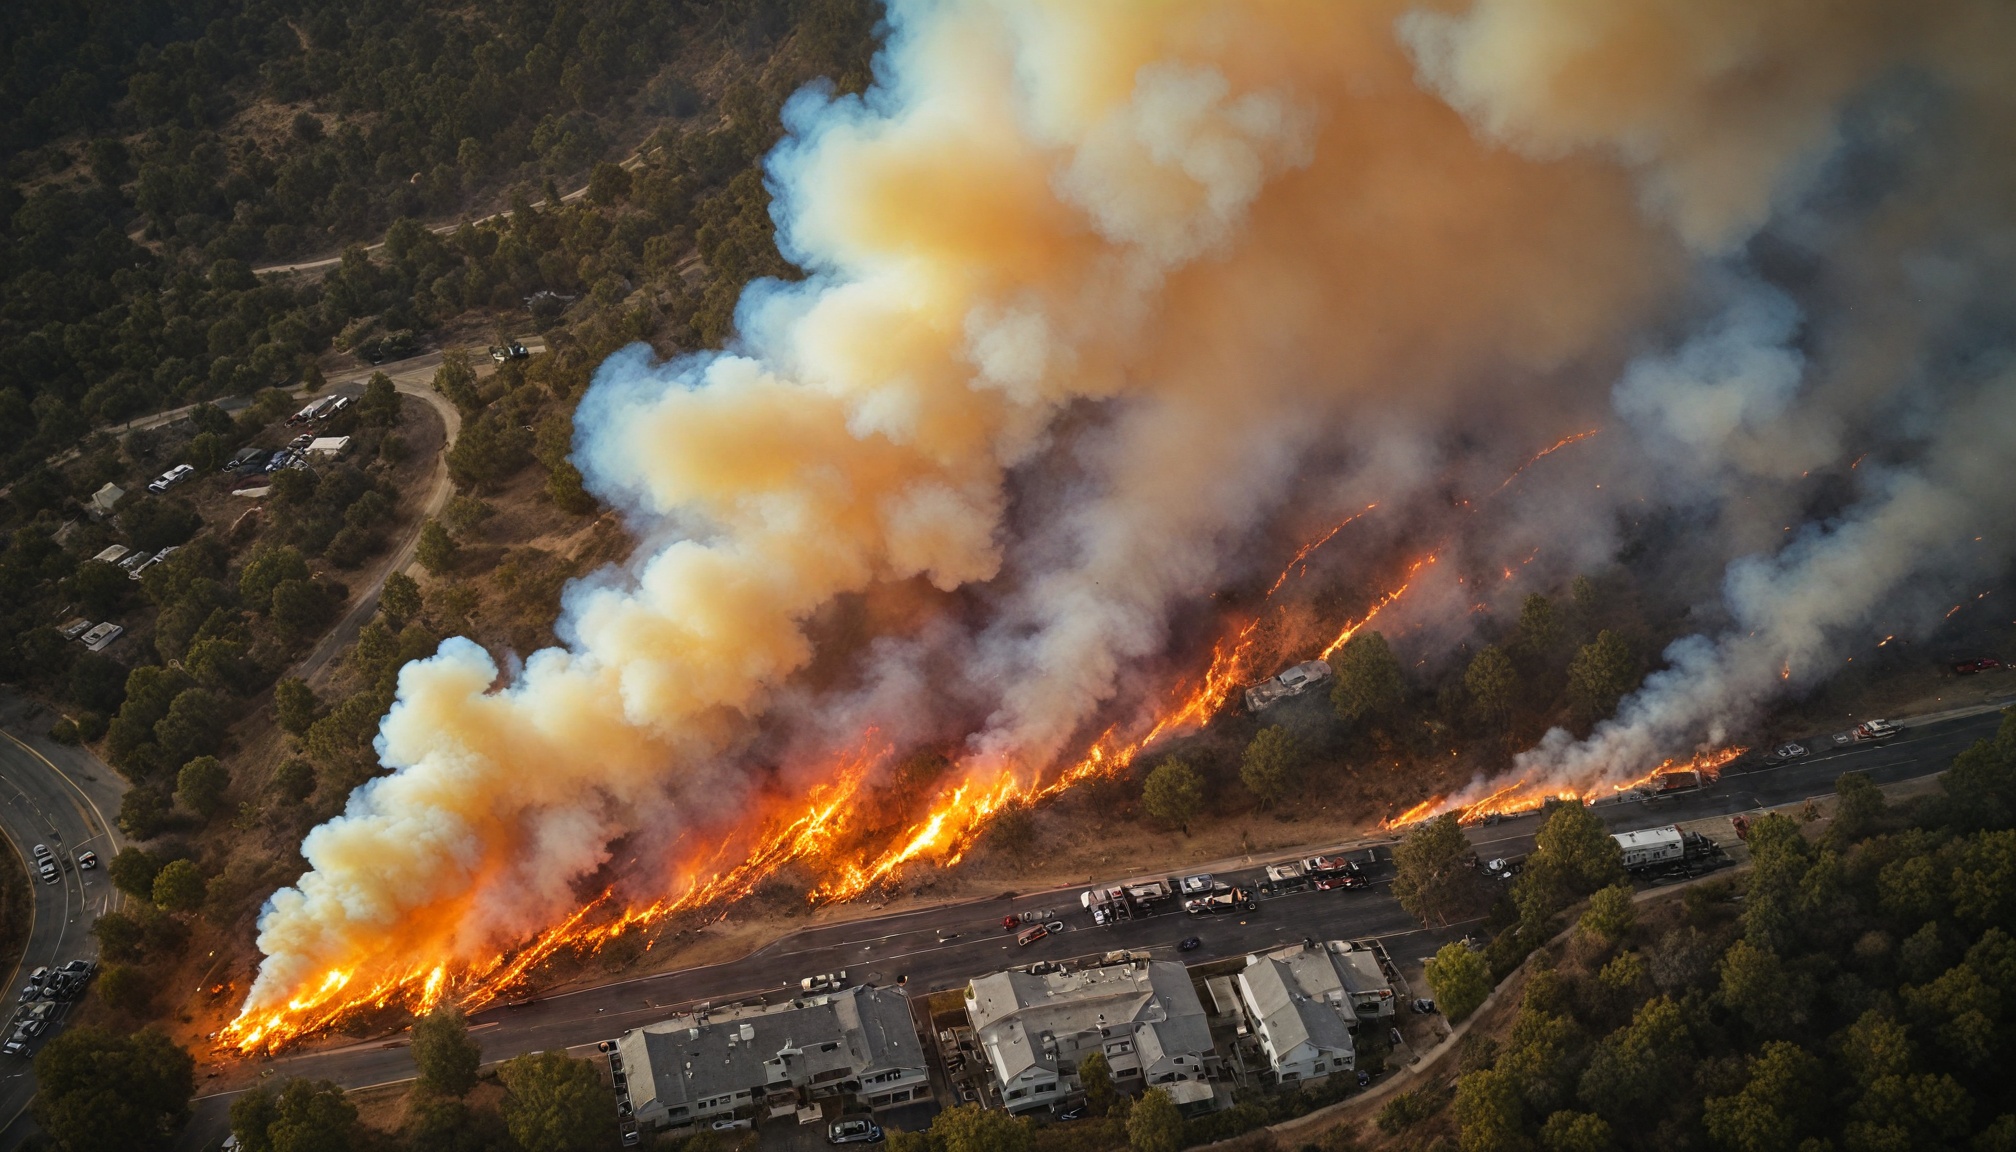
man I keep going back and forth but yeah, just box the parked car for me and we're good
[225,446,269,471]
[828,1118,884,1145]
[1184,888,1257,915]
[1016,925,1050,946]
[37,861,57,885]
[1313,874,1368,891]
[710,1118,752,1132]
[1953,657,2003,674]
[31,845,49,862]
[75,851,96,869]
[800,971,848,993]
[1043,921,1065,934]
[1764,742,1809,764]
[489,342,531,362]
[1854,719,1901,741]
[1410,998,1437,1014]
[1178,936,1202,952]
[146,463,195,493]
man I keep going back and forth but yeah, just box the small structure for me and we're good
[965,957,1222,1115]
[88,484,124,518]
[57,618,93,641]
[80,623,123,653]
[91,545,129,565]
[306,436,351,459]
[617,985,929,1135]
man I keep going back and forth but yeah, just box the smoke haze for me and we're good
[239,0,2016,1019]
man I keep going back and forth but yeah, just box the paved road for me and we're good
[0,693,128,1146]
[172,699,2013,1149]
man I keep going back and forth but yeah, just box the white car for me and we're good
[146,464,195,492]
[800,971,848,993]
[1853,719,1901,741]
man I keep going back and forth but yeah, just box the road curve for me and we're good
[0,692,129,1149]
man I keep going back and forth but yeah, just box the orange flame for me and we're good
[1382,746,1745,829]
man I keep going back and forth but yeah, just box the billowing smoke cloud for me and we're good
[240,0,2016,1020]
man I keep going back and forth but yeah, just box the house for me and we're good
[1234,941,1395,1085]
[616,985,928,1134]
[91,545,129,565]
[965,958,1223,1115]
[306,436,351,459]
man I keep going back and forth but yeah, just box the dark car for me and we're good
[1178,936,1202,952]
[828,1118,884,1145]
[1953,657,2003,674]
[1313,875,1368,891]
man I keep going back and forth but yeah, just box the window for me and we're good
[1280,1072,1299,1082]
[814,1068,849,1083]
[1008,1089,1027,1101]
[1314,1063,1326,1073]
[1036,1083,1053,1093]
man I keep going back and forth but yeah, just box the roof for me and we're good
[90,483,124,509]
[967,961,1214,1083]
[1613,826,1683,850]
[1238,956,1354,1062]
[623,986,922,1116]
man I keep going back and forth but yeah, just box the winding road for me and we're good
[0,692,128,1147]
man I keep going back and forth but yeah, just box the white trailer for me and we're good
[1613,826,1686,871]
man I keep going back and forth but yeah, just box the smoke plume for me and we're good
[239,0,2016,1022]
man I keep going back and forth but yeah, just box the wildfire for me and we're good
[222,428,1605,1054]
[1492,428,1599,494]
[1382,746,1746,829]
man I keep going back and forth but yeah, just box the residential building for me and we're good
[616,985,929,1133]
[965,958,1221,1115]
[89,483,124,518]
[1234,941,1394,1085]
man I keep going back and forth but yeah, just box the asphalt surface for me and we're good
[172,697,2014,1150]
[0,692,128,1146]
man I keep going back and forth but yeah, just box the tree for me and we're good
[1538,1111,1612,1152]
[1465,646,1517,729]
[72,559,131,615]
[119,787,173,840]
[1831,770,1887,844]
[1426,941,1493,1022]
[1455,1067,1531,1152]
[1514,802,1625,925]
[152,858,206,912]
[240,546,310,613]
[1516,593,1559,659]
[1566,631,1635,722]
[497,1050,610,1152]
[1577,885,1636,945]
[448,408,533,490]
[275,678,319,736]
[1078,1050,1116,1115]
[232,1078,359,1152]
[109,848,164,899]
[1240,726,1300,807]
[153,687,223,766]
[1394,814,1474,925]
[1576,996,1688,1125]
[1142,758,1205,832]
[413,1007,482,1097]
[587,161,632,205]
[32,1027,193,1152]
[357,371,401,426]
[1331,631,1404,725]
[1128,1088,1184,1152]
[271,579,333,645]
[930,1104,1033,1152]
[272,758,317,802]
[1718,939,1809,1038]
[431,350,482,417]
[174,755,230,817]
[379,571,422,627]
[1702,1042,1822,1152]
[417,520,457,574]
[97,963,157,1015]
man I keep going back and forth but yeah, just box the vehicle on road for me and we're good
[1016,925,1050,946]
[32,845,49,861]
[1313,874,1368,891]
[935,932,960,944]
[1179,874,1218,895]
[1178,936,1202,952]
[490,342,531,362]
[711,1118,753,1132]
[1017,908,1056,924]
[290,395,342,424]
[1854,719,1902,741]
[1183,888,1256,915]
[801,971,849,993]
[37,860,57,884]
[1764,742,1809,764]
[146,463,195,492]
[1952,657,2003,674]
[76,851,96,869]
[1043,920,1065,934]
[828,1118,884,1144]
[1303,855,1361,877]
[1484,855,1525,880]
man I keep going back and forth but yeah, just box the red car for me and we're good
[1313,875,1368,891]
[1953,657,2003,674]
[1001,915,1020,931]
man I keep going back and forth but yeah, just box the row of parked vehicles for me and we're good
[6,960,95,1055]
[1079,853,1374,925]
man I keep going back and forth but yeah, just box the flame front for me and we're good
[1383,745,1746,829]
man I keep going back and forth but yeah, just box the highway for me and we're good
[173,697,2013,1148]
[0,692,128,1146]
